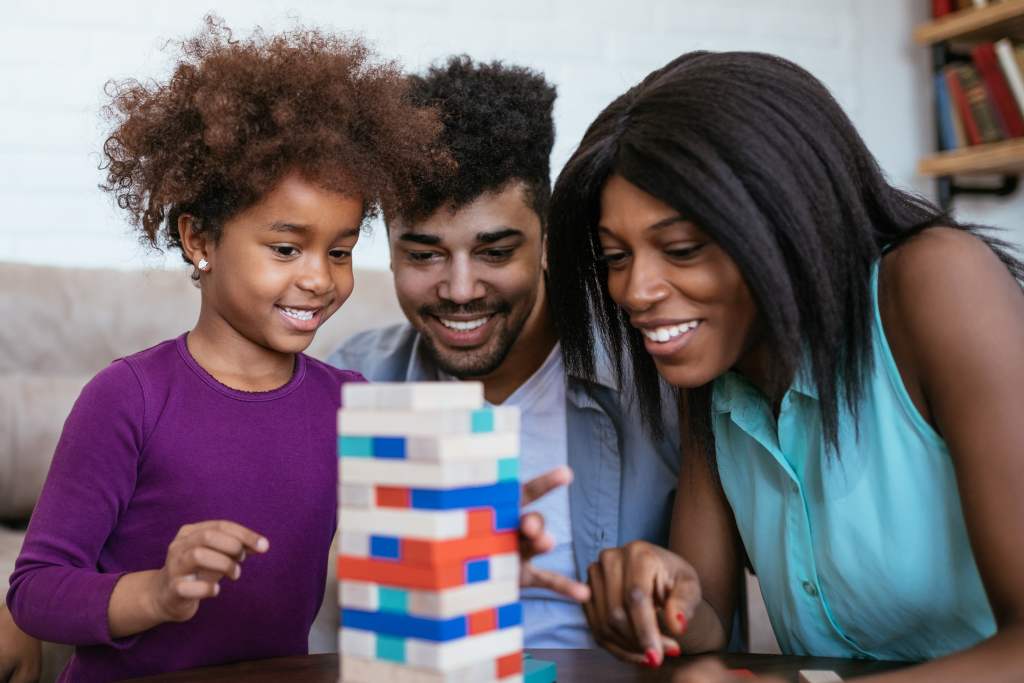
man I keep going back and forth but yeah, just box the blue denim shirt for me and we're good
[326,322,682,585]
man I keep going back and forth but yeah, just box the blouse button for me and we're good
[802,581,818,598]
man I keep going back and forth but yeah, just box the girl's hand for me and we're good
[585,541,702,666]
[672,659,786,683]
[0,603,40,683]
[519,467,591,603]
[150,521,269,623]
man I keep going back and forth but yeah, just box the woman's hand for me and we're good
[0,604,40,683]
[672,659,786,683]
[518,466,591,603]
[108,520,268,639]
[584,540,703,666]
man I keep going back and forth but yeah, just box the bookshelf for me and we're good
[914,1,1024,209]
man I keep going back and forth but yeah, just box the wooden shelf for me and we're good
[913,0,1024,46]
[918,137,1024,176]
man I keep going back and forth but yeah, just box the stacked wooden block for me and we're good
[337,382,525,683]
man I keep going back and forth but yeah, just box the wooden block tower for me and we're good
[337,381,525,683]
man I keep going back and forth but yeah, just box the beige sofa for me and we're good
[0,261,406,681]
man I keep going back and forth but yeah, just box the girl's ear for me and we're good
[178,214,210,270]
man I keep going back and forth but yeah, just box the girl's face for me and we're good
[598,173,760,388]
[189,173,363,355]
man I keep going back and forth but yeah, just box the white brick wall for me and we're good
[1,0,1021,271]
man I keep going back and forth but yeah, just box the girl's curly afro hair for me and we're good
[100,15,450,266]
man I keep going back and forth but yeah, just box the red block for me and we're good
[376,487,410,508]
[468,608,497,635]
[401,531,517,565]
[337,555,465,589]
[496,652,523,678]
[467,508,495,536]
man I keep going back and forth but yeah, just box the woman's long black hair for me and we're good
[547,51,1023,470]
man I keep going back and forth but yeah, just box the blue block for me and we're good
[497,602,522,628]
[465,558,490,583]
[338,436,373,457]
[370,536,400,560]
[492,504,519,531]
[471,410,494,433]
[524,658,556,683]
[373,437,406,459]
[410,481,520,510]
[341,609,467,642]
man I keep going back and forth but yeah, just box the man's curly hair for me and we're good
[100,16,449,267]
[401,55,556,225]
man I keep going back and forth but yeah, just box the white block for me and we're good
[339,581,379,612]
[338,407,520,437]
[339,508,468,540]
[339,532,370,558]
[405,626,524,671]
[799,671,843,683]
[339,579,520,619]
[340,483,373,509]
[340,655,522,683]
[339,627,376,660]
[406,432,520,462]
[340,458,503,488]
[406,579,521,619]
[488,553,520,582]
[343,382,484,411]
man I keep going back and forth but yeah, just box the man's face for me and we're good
[389,183,545,378]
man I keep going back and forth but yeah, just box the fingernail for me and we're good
[642,649,661,668]
[677,612,688,633]
[234,565,241,579]
[666,646,681,657]
[257,538,269,552]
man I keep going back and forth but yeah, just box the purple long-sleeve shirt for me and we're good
[8,334,364,683]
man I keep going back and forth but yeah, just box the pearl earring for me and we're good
[197,258,209,271]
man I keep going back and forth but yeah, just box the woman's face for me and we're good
[598,173,760,388]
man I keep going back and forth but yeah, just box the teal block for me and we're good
[375,633,405,663]
[497,458,519,482]
[378,588,408,614]
[339,436,373,457]
[524,657,556,683]
[471,409,494,433]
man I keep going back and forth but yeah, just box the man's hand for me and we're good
[0,603,41,683]
[519,466,591,602]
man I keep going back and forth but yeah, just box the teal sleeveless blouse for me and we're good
[712,266,996,661]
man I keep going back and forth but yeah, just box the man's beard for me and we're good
[416,298,530,378]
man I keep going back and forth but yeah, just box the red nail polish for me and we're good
[677,612,688,633]
[666,646,681,657]
[642,648,661,668]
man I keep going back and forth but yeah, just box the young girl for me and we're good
[6,18,445,683]
[546,52,1024,681]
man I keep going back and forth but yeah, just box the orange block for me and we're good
[336,555,465,589]
[468,608,497,635]
[496,652,523,678]
[467,508,496,536]
[376,487,410,508]
[401,531,517,565]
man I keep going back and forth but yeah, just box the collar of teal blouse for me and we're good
[713,366,819,415]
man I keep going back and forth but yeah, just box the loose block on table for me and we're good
[340,602,520,641]
[799,671,843,683]
[338,406,520,437]
[343,382,485,412]
[340,456,518,488]
[340,579,520,619]
[338,552,519,590]
[338,432,520,461]
[522,657,556,683]
[339,528,517,564]
[339,653,523,683]
[340,625,524,671]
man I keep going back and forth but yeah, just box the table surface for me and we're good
[118,649,915,683]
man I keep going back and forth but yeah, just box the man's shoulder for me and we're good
[325,322,419,382]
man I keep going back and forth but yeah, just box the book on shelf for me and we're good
[945,65,985,145]
[995,39,1024,117]
[971,41,1024,138]
[935,71,960,150]
[957,63,1004,143]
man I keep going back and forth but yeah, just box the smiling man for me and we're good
[327,56,682,648]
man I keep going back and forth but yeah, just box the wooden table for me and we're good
[118,649,915,683]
